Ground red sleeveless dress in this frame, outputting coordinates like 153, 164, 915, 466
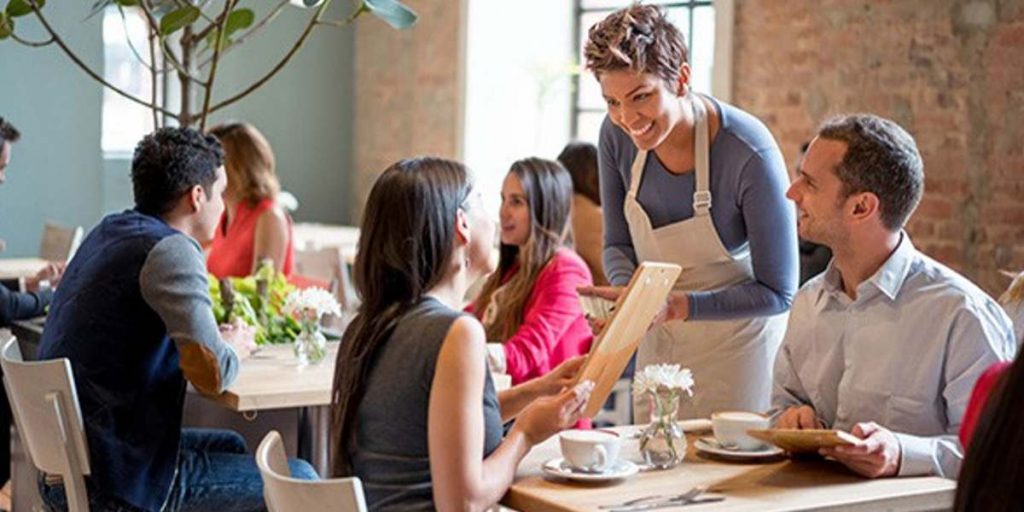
207, 198, 294, 278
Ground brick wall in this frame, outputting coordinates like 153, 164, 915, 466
352, 0, 465, 222
733, 0, 1024, 295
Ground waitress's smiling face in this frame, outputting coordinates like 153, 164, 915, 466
599, 70, 686, 152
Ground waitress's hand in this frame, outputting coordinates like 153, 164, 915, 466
578, 286, 622, 334
656, 292, 690, 323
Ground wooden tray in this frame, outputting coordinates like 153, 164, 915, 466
747, 428, 860, 453
575, 262, 681, 418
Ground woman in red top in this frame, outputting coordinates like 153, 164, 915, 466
955, 357, 1021, 510
206, 123, 294, 278
471, 157, 594, 385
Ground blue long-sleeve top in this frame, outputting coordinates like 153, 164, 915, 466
598, 96, 798, 321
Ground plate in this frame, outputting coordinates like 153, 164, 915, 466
694, 437, 785, 462
541, 458, 640, 482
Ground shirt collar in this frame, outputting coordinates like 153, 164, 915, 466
814, 231, 917, 309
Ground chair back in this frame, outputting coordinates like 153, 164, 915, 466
39, 221, 84, 262
1, 336, 91, 511
256, 430, 367, 512
293, 246, 359, 313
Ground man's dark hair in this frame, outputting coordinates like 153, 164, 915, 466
0, 117, 21, 147
131, 127, 224, 216
817, 114, 924, 231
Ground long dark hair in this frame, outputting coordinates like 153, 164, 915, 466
954, 356, 1024, 510
330, 157, 472, 477
557, 141, 600, 205
474, 157, 573, 342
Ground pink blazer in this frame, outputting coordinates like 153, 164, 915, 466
475, 248, 595, 385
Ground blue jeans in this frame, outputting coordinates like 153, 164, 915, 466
41, 428, 318, 512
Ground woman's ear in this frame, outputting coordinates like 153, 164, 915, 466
675, 63, 692, 96
454, 208, 471, 246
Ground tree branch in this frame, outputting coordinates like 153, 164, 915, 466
198, 0, 235, 131
196, 0, 289, 70
209, 0, 336, 114
148, 21, 160, 128
9, 31, 55, 47
137, 0, 206, 87
28, 0, 179, 119
117, 5, 158, 74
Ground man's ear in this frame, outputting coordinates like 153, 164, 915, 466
454, 208, 470, 246
188, 185, 205, 213
849, 192, 880, 222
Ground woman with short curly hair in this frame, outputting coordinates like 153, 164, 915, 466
581, 4, 797, 420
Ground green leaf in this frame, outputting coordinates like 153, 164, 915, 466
114, 0, 137, 6
0, 13, 11, 40
364, 0, 417, 29
6, 0, 44, 18
223, 7, 253, 39
159, 5, 199, 36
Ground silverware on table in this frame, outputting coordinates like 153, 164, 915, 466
603, 487, 726, 512
606, 495, 726, 512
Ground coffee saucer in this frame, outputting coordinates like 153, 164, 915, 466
695, 437, 785, 462
541, 458, 640, 482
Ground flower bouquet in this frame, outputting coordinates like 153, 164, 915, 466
633, 363, 695, 469
283, 287, 341, 365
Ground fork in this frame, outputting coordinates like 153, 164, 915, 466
599, 486, 704, 510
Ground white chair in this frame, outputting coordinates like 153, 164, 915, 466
1, 337, 91, 512
256, 430, 368, 512
293, 246, 360, 314
38, 221, 84, 262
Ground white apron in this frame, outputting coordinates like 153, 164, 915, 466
626, 97, 788, 421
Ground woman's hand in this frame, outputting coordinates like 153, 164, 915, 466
26, 261, 65, 292
533, 356, 586, 396
220, 319, 258, 359
512, 380, 594, 446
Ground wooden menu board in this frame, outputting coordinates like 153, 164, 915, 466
747, 429, 859, 453
576, 262, 681, 418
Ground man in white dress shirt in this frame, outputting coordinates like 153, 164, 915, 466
773, 114, 1015, 479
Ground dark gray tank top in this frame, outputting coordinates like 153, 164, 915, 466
350, 297, 503, 511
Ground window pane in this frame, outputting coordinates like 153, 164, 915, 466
575, 111, 607, 145
690, 5, 715, 94
576, 12, 610, 111
101, 8, 158, 156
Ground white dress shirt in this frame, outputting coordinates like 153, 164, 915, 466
772, 233, 1016, 478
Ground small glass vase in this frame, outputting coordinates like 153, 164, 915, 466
293, 319, 327, 365
639, 389, 687, 469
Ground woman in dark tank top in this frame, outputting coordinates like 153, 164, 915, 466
330, 157, 595, 511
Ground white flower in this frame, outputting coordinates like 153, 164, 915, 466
283, 288, 342, 320
632, 364, 695, 397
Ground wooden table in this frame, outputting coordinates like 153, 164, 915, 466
504, 426, 955, 512
0, 257, 48, 281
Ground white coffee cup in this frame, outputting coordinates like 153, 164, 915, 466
711, 411, 770, 451
559, 429, 621, 473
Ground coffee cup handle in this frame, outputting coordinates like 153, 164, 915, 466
592, 445, 607, 471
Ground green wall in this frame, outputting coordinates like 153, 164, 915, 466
0, 3, 355, 257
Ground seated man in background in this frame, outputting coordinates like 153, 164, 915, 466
0, 116, 63, 505
37, 127, 315, 512
0, 116, 62, 325
774, 114, 1015, 479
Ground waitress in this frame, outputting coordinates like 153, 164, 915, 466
582, 4, 797, 420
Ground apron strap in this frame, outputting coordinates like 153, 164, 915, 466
692, 97, 712, 216
628, 149, 647, 199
